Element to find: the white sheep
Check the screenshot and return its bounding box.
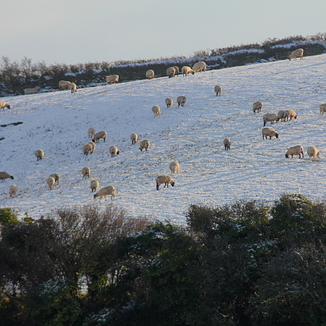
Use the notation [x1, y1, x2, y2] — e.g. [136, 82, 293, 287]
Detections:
[109, 145, 119, 157]
[223, 138, 231, 150]
[307, 146, 320, 160]
[152, 105, 161, 117]
[252, 101, 262, 113]
[130, 133, 138, 144]
[166, 67, 176, 78]
[92, 130, 107, 142]
[90, 179, 100, 192]
[94, 185, 116, 199]
[34, 149, 44, 161]
[105, 75, 119, 84]
[0, 171, 14, 181]
[49, 173, 60, 184]
[69, 82, 77, 93]
[289, 48, 304, 60]
[146, 69, 155, 79]
[177, 95, 186, 107]
[47, 176, 55, 190]
[24, 86, 40, 95]
[82, 166, 91, 178]
[156, 175, 175, 190]
[169, 161, 180, 174]
[262, 127, 279, 140]
[58, 80, 72, 90]
[173, 66, 180, 75]
[139, 139, 150, 151]
[192, 61, 206, 72]
[9, 184, 18, 197]
[283, 109, 297, 121]
[83, 143, 93, 156]
[165, 97, 173, 108]
[88, 127, 96, 138]
[181, 66, 194, 76]
[285, 145, 304, 159]
[263, 113, 278, 126]
[0, 101, 10, 110]
[319, 104, 326, 116]
[214, 85, 222, 96]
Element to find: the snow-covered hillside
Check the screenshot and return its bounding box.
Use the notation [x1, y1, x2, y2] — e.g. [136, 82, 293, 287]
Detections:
[1, 54, 326, 224]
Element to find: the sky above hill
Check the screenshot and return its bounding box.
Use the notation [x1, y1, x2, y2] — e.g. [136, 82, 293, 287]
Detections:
[1, 0, 325, 66]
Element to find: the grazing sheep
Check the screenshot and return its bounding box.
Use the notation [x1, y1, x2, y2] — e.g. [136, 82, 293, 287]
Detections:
[92, 130, 107, 142]
[139, 139, 150, 151]
[34, 149, 44, 161]
[83, 143, 93, 156]
[82, 166, 91, 178]
[166, 67, 176, 78]
[58, 80, 72, 90]
[177, 95, 186, 107]
[181, 66, 194, 76]
[130, 132, 138, 144]
[307, 146, 320, 160]
[152, 105, 161, 117]
[192, 61, 206, 72]
[263, 113, 278, 126]
[156, 175, 175, 190]
[105, 75, 119, 84]
[49, 173, 60, 184]
[0, 101, 10, 110]
[165, 97, 173, 108]
[109, 145, 119, 157]
[252, 101, 262, 113]
[88, 141, 96, 153]
[223, 138, 231, 150]
[88, 127, 96, 138]
[283, 109, 297, 121]
[319, 104, 326, 116]
[69, 82, 77, 93]
[214, 85, 222, 96]
[262, 127, 279, 139]
[277, 110, 286, 121]
[146, 69, 155, 79]
[173, 66, 180, 75]
[24, 86, 40, 95]
[169, 161, 180, 174]
[47, 176, 55, 190]
[285, 145, 304, 159]
[90, 179, 100, 192]
[289, 48, 304, 60]
[0, 172, 14, 181]
[94, 185, 116, 199]
[9, 184, 18, 197]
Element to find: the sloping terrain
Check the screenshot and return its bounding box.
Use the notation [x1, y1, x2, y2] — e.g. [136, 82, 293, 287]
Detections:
[1, 54, 326, 224]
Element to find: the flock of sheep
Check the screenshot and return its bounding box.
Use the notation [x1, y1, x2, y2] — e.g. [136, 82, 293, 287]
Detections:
[1, 47, 324, 202]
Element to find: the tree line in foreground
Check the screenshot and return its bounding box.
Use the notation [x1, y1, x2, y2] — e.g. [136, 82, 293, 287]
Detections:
[1, 194, 326, 326]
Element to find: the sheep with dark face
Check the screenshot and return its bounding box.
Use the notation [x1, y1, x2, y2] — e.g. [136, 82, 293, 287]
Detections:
[285, 145, 304, 158]
[262, 127, 279, 140]
[0, 172, 14, 181]
[92, 130, 107, 142]
[0, 101, 10, 110]
[177, 95, 186, 107]
[139, 139, 150, 151]
[156, 175, 175, 190]
[109, 145, 119, 157]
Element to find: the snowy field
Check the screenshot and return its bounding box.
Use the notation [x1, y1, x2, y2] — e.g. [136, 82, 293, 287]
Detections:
[1, 54, 326, 225]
